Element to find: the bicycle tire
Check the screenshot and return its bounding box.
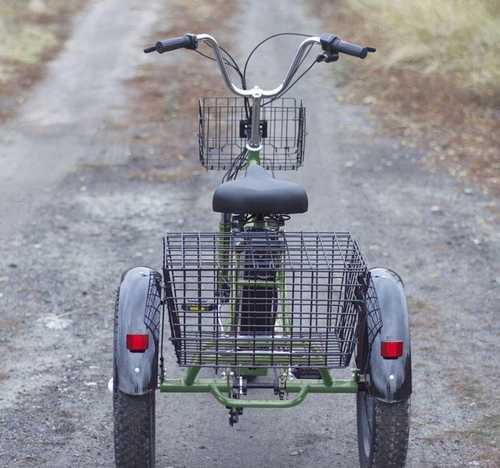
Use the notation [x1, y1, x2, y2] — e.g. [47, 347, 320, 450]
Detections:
[113, 289, 156, 468]
[356, 391, 410, 468]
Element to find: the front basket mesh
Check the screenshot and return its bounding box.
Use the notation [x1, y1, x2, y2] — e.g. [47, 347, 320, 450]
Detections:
[163, 232, 379, 369]
[198, 97, 306, 171]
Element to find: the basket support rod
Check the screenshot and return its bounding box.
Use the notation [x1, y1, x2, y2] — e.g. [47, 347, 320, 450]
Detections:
[319, 368, 333, 387]
[183, 366, 201, 386]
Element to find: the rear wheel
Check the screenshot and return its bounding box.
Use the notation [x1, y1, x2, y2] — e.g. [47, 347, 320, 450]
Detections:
[114, 390, 155, 467]
[357, 391, 410, 467]
[113, 289, 156, 468]
[356, 268, 411, 467]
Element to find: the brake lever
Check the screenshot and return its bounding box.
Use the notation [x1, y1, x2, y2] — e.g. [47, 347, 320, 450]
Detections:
[317, 52, 339, 63]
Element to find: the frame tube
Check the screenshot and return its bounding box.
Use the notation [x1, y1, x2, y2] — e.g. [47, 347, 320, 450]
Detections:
[184, 366, 201, 386]
[160, 376, 358, 409]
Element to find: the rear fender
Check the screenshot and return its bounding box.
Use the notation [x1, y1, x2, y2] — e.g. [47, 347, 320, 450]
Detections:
[367, 268, 412, 402]
[115, 267, 162, 395]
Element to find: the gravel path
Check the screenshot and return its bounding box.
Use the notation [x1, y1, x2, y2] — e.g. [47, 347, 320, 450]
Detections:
[0, 0, 499, 467]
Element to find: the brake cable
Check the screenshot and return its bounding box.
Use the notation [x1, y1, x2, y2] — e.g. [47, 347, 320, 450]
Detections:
[242, 32, 312, 84]
[194, 46, 244, 83]
[262, 60, 319, 106]
[262, 45, 319, 106]
[242, 32, 313, 111]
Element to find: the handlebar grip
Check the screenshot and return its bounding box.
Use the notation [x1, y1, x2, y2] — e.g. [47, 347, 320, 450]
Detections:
[332, 38, 368, 59]
[320, 33, 375, 60]
[144, 34, 198, 54]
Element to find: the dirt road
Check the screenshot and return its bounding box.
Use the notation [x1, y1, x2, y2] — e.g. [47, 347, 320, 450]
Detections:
[0, 0, 499, 466]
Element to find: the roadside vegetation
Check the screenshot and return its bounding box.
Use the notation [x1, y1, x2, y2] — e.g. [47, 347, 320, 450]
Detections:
[0, 0, 86, 120]
[349, 0, 500, 97]
[314, 0, 500, 197]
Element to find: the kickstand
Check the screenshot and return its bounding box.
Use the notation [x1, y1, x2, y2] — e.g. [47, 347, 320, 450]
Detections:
[228, 407, 243, 426]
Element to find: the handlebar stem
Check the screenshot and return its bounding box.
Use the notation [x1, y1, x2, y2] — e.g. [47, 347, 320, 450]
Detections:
[249, 95, 262, 150]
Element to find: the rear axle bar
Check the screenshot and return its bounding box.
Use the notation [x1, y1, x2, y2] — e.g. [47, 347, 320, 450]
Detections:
[159, 374, 358, 409]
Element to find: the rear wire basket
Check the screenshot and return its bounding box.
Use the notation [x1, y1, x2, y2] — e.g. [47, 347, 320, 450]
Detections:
[162, 232, 381, 369]
[198, 97, 306, 171]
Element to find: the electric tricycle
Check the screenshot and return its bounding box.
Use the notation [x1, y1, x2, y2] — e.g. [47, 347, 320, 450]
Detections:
[113, 32, 412, 467]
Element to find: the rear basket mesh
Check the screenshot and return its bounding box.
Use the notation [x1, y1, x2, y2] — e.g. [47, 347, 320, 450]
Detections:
[162, 231, 380, 369]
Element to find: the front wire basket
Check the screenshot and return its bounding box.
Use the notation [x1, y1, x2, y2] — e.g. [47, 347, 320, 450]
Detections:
[162, 232, 381, 369]
[198, 97, 306, 171]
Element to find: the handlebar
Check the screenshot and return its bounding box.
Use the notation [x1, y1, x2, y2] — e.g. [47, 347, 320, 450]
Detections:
[198, 34, 320, 98]
[144, 33, 375, 99]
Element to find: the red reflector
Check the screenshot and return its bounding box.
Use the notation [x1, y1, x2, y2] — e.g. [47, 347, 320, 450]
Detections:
[381, 340, 403, 359]
[126, 333, 149, 353]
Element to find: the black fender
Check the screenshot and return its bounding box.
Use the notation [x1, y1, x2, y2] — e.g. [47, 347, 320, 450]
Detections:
[366, 267, 412, 402]
[114, 267, 162, 395]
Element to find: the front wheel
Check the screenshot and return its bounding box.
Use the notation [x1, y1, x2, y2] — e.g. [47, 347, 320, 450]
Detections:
[356, 391, 410, 467]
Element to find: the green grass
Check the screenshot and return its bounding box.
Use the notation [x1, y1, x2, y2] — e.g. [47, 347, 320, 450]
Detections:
[0, 2, 53, 76]
[346, 0, 500, 96]
[0, 0, 83, 84]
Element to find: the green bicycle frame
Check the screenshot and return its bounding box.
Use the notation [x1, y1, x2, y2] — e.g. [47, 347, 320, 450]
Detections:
[160, 371, 359, 409]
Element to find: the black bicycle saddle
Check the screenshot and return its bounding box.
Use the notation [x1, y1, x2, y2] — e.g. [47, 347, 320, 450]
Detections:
[212, 164, 308, 214]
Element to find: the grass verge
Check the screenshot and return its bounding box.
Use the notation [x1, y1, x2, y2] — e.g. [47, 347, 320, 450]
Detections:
[311, 0, 500, 197]
[0, 0, 87, 121]
[347, 0, 500, 98]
